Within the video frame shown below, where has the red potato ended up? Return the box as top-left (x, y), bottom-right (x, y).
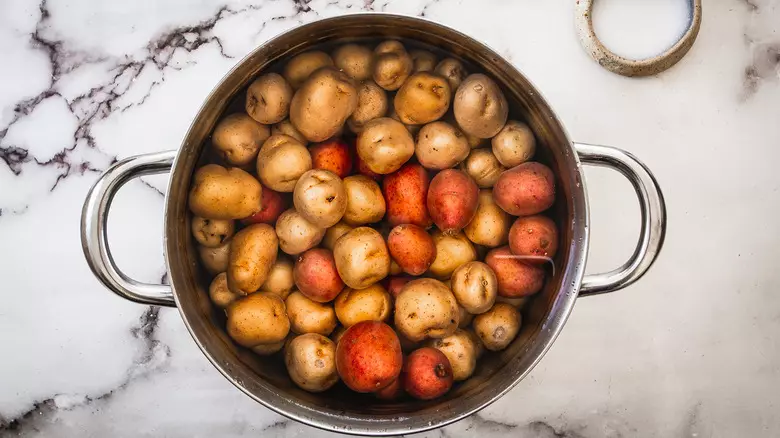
top-left (293, 248), bottom-right (344, 303)
top-left (336, 321), bottom-right (403, 393)
top-left (387, 224), bottom-right (436, 275)
top-left (383, 163), bottom-right (432, 228)
top-left (485, 246), bottom-right (545, 297)
top-left (508, 215), bottom-right (559, 259)
top-left (493, 162), bottom-right (556, 216)
top-left (241, 187), bottom-right (287, 225)
top-left (375, 377), bottom-right (405, 400)
top-left (385, 275), bottom-right (414, 298)
top-left (310, 138), bottom-right (353, 178)
top-left (403, 347), bottom-right (453, 400)
top-left (427, 169), bottom-right (479, 234)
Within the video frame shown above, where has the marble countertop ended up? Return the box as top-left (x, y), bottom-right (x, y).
top-left (1, 0), bottom-right (779, 437)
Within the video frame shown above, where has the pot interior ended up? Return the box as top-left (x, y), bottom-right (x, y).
top-left (164, 14), bottom-right (587, 435)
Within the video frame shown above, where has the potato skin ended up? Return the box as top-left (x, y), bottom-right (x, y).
top-left (240, 187), bottom-right (287, 225)
top-left (258, 256), bottom-right (295, 299)
top-left (375, 377), bottom-right (404, 400)
top-left (450, 261), bottom-right (497, 314)
top-left (189, 164), bottom-right (262, 220)
top-left (402, 347), bottom-right (453, 400)
top-left (335, 321), bottom-right (403, 392)
top-left (410, 50), bottom-right (437, 73)
top-left (256, 134), bottom-right (312, 192)
top-left (271, 119), bottom-right (307, 145)
top-left (208, 272), bottom-right (240, 308)
top-left (334, 284), bottom-right (392, 327)
top-left (191, 217), bottom-right (235, 248)
top-left (372, 41), bottom-right (413, 91)
top-left (394, 73), bottom-right (451, 125)
top-left (226, 293), bottom-right (290, 347)
top-left (198, 240), bottom-right (231, 275)
top-left (211, 113), bottom-right (270, 167)
top-left (427, 169), bottom-right (480, 234)
top-left (310, 138), bottom-right (353, 178)
top-left (428, 231), bottom-right (477, 280)
top-left (425, 329), bottom-right (478, 381)
top-left (383, 163), bottom-right (432, 228)
top-left (322, 221), bottom-right (354, 251)
top-left (283, 50), bottom-right (334, 89)
top-left (294, 248), bottom-right (344, 303)
top-left (333, 227), bottom-right (391, 289)
top-left (485, 246), bottom-right (545, 297)
top-left (415, 121), bottom-right (470, 170)
top-left (285, 333), bottom-right (339, 392)
top-left (348, 81), bottom-right (389, 133)
top-left (454, 74), bottom-right (508, 138)
top-left (493, 162), bottom-right (556, 216)
top-left (473, 303), bottom-right (521, 351)
top-left (434, 58), bottom-right (467, 92)
top-left (285, 291), bottom-right (338, 335)
top-left (252, 339), bottom-right (286, 356)
top-left (492, 120), bottom-right (536, 167)
top-left (245, 73), bottom-right (293, 124)
top-left (293, 169), bottom-right (348, 228)
top-left (464, 189), bottom-right (511, 248)
top-left (290, 67), bottom-right (358, 142)
top-left (356, 117), bottom-right (415, 174)
top-left (509, 215), bottom-right (559, 259)
top-left (333, 44), bottom-right (374, 81)
top-left (394, 278), bottom-right (459, 342)
top-left (460, 148), bottom-right (506, 188)
top-left (275, 208), bottom-right (326, 255)
top-left (343, 175), bottom-right (386, 225)
top-left (385, 275), bottom-right (414, 299)
top-left (387, 224), bottom-right (436, 276)
top-left (227, 224), bottom-right (279, 295)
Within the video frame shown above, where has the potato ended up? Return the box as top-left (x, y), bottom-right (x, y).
top-left (434, 58), bottom-right (467, 92)
top-left (509, 215), bottom-right (559, 260)
top-left (464, 189), bottom-right (511, 247)
top-left (425, 329), bottom-right (479, 381)
top-left (388, 106), bottom-right (421, 136)
top-left (211, 113), bottom-right (270, 167)
top-left (333, 227), bottom-right (391, 289)
top-left (343, 175), bottom-right (386, 225)
top-left (355, 152), bottom-right (383, 181)
top-left (309, 138), bottom-right (353, 178)
top-left (252, 339), bottom-right (286, 356)
top-left (414, 122), bottom-right (469, 170)
top-left (189, 165), bottom-right (262, 220)
top-left (387, 224), bottom-right (436, 276)
top-left (283, 50), bottom-right (334, 89)
top-left (393, 73), bottom-right (451, 125)
top-left (491, 120), bottom-right (536, 167)
top-left (473, 303), bottom-right (521, 351)
top-left (375, 377), bottom-right (404, 400)
top-left (258, 256), bottom-right (295, 299)
top-left (427, 169), bottom-right (479, 234)
top-left (256, 134), bottom-right (312, 192)
top-left (294, 248), bottom-right (344, 303)
top-left (385, 275), bottom-right (413, 298)
top-left (322, 221), bottom-right (354, 251)
top-left (227, 224), bottom-right (279, 295)
top-left (410, 50), bottom-right (437, 73)
top-left (208, 272), bottom-right (240, 308)
top-left (245, 73), bottom-right (293, 124)
top-left (241, 187), bottom-right (288, 225)
top-left (458, 306), bottom-right (473, 328)
top-left (290, 67), bottom-right (358, 142)
top-left (496, 296), bottom-right (528, 307)
top-left (293, 169), bottom-right (347, 228)
top-left (286, 291), bottom-right (338, 335)
top-left (485, 246), bottom-right (546, 297)
top-left (454, 74), bottom-right (508, 138)
top-left (275, 208), bottom-right (326, 255)
top-left (460, 148), bottom-right (506, 188)
top-left (191, 217), bottom-right (235, 248)
top-left (403, 347), bottom-right (453, 400)
top-left (334, 284), bottom-right (392, 327)
top-left (383, 163), bottom-right (432, 228)
top-left (198, 240), bottom-right (231, 275)
top-left (226, 293), bottom-right (290, 347)
top-left (389, 260), bottom-right (403, 275)
top-left (271, 119), bottom-right (307, 145)
top-left (335, 321), bottom-right (402, 392)
top-left (428, 230), bottom-right (477, 280)
top-left (348, 81), bottom-right (389, 133)
top-left (285, 333), bottom-right (339, 392)
top-left (330, 325), bottom-right (347, 345)
top-left (450, 261), bottom-right (497, 314)
top-left (372, 40), bottom-right (413, 91)
top-left (394, 278), bottom-right (459, 342)
top-left (356, 117), bottom-right (415, 174)
top-left (333, 44), bottom-right (374, 81)
top-left (493, 162), bottom-right (556, 216)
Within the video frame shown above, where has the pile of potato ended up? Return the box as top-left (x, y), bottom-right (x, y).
top-left (188, 40), bottom-right (559, 401)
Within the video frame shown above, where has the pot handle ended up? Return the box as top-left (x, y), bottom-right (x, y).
top-left (575, 143), bottom-right (667, 297)
top-left (81, 151), bottom-right (178, 307)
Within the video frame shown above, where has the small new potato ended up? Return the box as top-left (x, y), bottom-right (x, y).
top-left (415, 122), bottom-right (470, 170)
top-left (333, 44), bottom-right (374, 81)
top-left (375, 377), bottom-right (404, 400)
top-left (410, 50), bottom-right (437, 73)
top-left (241, 186), bottom-right (287, 225)
top-left (227, 224), bottom-right (279, 295)
top-left (256, 134), bottom-right (312, 192)
top-left (330, 325), bottom-right (347, 345)
top-left (385, 275), bottom-right (414, 298)
top-left (454, 74), bottom-right (508, 139)
top-left (333, 227), bottom-right (391, 289)
top-left (348, 81), bottom-right (389, 133)
top-left (285, 333), bottom-right (339, 392)
top-left (434, 58), bottom-right (467, 92)
top-left (191, 217), bottom-right (235, 248)
top-left (383, 163), bottom-right (432, 228)
top-left (394, 73), bottom-right (451, 125)
top-left (387, 224), bottom-right (436, 276)
top-left (403, 347), bottom-right (453, 400)
top-left (493, 162), bottom-right (556, 216)
top-left (509, 215), bottom-right (559, 259)
top-left (275, 208), bottom-right (326, 255)
top-left (258, 256), bottom-right (295, 299)
top-left (208, 272), bottom-right (240, 308)
top-left (211, 113), bottom-right (270, 167)
top-left (485, 246), bottom-right (546, 297)
top-left (293, 169), bottom-right (347, 228)
top-left (458, 306), bottom-right (473, 328)
top-left (496, 296), bottom-right (528, 307)
top-left (245, 73), bottom-right (293, 124)
top-left (283, 50), bottom-right (334, 89)
top-left (427, 169), bottom-right (479, 234)
top-left (226, 293), bottom-right (290, 347)
top-left (290, 67), bottom-right (358, 142)
top-left (425, 328), bottom-right (479, 381)
top-left (460, 148), bottom-right (506, 188)
top-left (198, 240), bottom-right (231, 275)
top-left (336, 321), bottom-right (402, 393)
top-left (394, 278), bottom-right (459, 342)
top-left (271, 119), bottom-right (307, 145)
top-left (334, 284), bottom-right (392, 327)
top-left (189, 165), bottom-right (262, 220)
top-left (464, 189), bottom-right (511, 247)
top-left (492, 120), bottom-right (536, 167)
top-left (310, 138), bottom-right (353, 179)
top-left (357, 117), bottom-right (415, 174)
top-left (473, 303), bottom-right (521, 351)
top-left (322, 221), bottom-right (354, 251)
top-left (372, 40), bottom-right (413, 90)
top-left (450, 261), bottom-right (498, 314)
top-left (286, 291), bottom-right (338, 335)
top-left (343, 175), bottom-right (386, 225)
top-left (252, 339), bottom-right (286, 356)
top-left (428, 230), bottom-right (477, 279)
top-left (294, 248), bottom-right (344, 303)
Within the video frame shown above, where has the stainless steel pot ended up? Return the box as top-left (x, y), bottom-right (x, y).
top-left (81, 14), bottom-right (666, 436)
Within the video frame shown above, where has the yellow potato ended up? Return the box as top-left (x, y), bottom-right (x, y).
top-left (293, 169), bottom-right (348, 228)
top-left (290, 67), bottom-right (358, 142)
top-left (491, 120), bottom-right (536, 167)
top-left (322, 221), bottom-right (354, 251)
top-left (189, 164), bottom-right (262, 220)
top-left (208, 272), bottom-right (240, 309)
top-left (227, 224), bottom-right (279, 295)
top-left (459, 148), bottom-right (506, 188)
top-left (427, 230), bottom-right (477, 279)
top-left (226, 293), bottom-right (290, 347)
top-left (410, 50), bottom-right (437, 73)
top-left (251, 339), bottom-right (286, 356)
top-left (334, 284), bottom-right (392, 327)
top-left (342, 175), bottom-right (386, 225)
top-left (473, 303), bottom-right (521, 351)
top-left (454, 74), bottom-right (508, 138)
top-left (283, 50), bottom-right (334, 89)
top-left (285, 333), bottom-right (339, 392)
top-left (333, 227), bottom-right (391, 289)
top-left (286, 291), bottom-right (337, 335)
top-left (258, 256), bottom-right (295, 299)
top-left (425, 329), bottom-right (479, 381)
top-left (275, 208), bottom-right (326, 255)
top-left (394, 278), bottom-right (459, 342)
top-left (450, 261), bottom-right (498, 314)
top-left (372, 40), bottom-right (413, 91)
top-left (393, 72), bottom-right (451, 125)
top-left (333, 44), bottom-right (374, 81)
top-left (271, 119), bottom-right (307, 145)
top-left (464, 189), bottom-right (511, 247)
top-left (347, 81), bottom-right (389, 133)
top-left (434, 58), bottom-right (468, 92)
top-left (211, 113), bottom-right (270, 167)
top-left (256, 134), bottom-right (312, 192)
top-left (198, 240), bottom-right (231, 275)
top-left (415, 121), bottom-right (469, 170)
top-left (356, 117), bottom-right (414, 174)
top-left (245, 73), bottom-right (293, 124)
